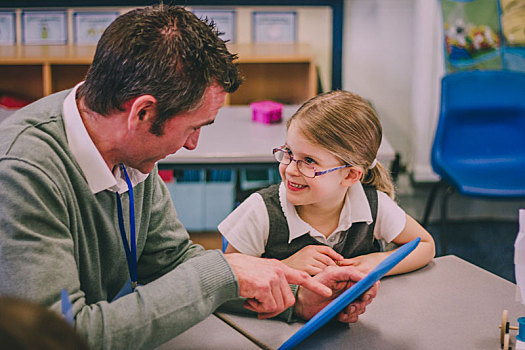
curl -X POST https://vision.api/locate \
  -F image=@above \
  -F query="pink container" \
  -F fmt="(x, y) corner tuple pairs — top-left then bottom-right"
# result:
(250, 100), (283, 124)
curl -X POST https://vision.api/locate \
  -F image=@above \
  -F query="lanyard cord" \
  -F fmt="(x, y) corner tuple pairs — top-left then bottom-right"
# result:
(115, 164), (138, 290)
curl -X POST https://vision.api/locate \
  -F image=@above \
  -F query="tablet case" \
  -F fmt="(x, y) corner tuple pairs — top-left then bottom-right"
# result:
(278, 237), (421, 350)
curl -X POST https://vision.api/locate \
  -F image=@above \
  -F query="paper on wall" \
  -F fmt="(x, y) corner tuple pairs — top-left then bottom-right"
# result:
(515, 209), (525, 303)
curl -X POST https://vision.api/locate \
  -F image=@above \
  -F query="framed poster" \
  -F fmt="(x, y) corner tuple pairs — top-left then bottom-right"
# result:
(253, 11), (296, 43)
(192, 9), (235, 43)
(74, 11), (119, 44)
(22, 11), (67, 45)
(0, 11), (16, 45)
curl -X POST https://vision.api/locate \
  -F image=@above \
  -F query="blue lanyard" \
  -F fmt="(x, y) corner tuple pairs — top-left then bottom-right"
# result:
(115, 164), (138, 290)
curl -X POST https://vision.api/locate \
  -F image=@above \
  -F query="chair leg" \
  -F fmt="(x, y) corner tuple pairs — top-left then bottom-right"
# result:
(422, 180), (444, 228)
(439, 185), (453, 256)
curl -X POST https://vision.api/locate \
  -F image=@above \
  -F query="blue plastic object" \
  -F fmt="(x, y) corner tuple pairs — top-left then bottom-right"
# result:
(222, 236), (229, 253)
(278, 237), (421, 350)
(431, 70), (525, 198)
(61, 288), (74, 325)
(518, 317), (525, 342)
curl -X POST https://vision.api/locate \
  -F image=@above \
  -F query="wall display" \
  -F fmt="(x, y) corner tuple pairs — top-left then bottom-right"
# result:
(22, 11), (67, 44)
(74, 11), (119, 44)
(192, 9), (235, 43)
(252, 11), (296, 43)
(0, 11), (15, 45)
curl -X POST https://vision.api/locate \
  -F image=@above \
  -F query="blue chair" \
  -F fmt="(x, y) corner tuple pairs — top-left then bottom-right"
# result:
(422, 70), (525, 255)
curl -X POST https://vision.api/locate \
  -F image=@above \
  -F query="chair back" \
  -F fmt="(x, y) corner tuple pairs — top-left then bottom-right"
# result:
(431, 70), (525, 197)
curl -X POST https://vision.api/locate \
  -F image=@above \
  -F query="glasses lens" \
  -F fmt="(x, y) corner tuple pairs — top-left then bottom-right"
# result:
(297, 161), (316, 178)
(274, 148), (290, 164)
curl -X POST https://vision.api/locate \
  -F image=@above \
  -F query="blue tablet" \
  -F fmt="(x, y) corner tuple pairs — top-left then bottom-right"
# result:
(278, 237), (421, 350)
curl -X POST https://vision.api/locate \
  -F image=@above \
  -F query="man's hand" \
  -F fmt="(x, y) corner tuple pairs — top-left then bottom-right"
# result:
(282, 245), (344, 276)
(294, 266), (379, 323)
(224, 253), (332, 319)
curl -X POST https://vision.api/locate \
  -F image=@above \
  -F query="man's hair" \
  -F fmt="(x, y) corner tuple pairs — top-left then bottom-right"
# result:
(77, 5), (242, 135)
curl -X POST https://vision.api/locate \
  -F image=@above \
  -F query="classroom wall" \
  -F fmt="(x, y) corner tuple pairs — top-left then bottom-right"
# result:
(343, 0), (444, 182)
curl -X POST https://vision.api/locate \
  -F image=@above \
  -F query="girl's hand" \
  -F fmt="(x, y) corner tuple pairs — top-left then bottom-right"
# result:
(294, 265), (379, 322)
(337, 252), (388, 274)
(282, 245), (344, 276)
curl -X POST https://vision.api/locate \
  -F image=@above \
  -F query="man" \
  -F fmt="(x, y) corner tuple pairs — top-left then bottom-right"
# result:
(0, 5), (377, 349)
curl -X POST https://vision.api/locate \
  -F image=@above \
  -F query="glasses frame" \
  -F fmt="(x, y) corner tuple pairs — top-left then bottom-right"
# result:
(272, 147), (351, 178)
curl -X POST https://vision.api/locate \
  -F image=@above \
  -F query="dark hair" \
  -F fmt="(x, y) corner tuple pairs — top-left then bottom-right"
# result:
(0, 296), (89, 350)
(77, 5), (242, 135)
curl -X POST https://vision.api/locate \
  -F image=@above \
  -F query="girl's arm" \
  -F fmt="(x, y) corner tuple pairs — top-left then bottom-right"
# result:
(383, 214), (435, 275)
(339, 214), (435, 275)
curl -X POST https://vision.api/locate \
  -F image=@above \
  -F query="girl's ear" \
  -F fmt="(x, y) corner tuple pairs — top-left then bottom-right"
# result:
(341, 167), (363, 187)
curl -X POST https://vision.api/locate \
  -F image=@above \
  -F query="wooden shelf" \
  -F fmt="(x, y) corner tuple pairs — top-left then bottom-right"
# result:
(0, 43), (316, 105)
(228, 43), (316, 105)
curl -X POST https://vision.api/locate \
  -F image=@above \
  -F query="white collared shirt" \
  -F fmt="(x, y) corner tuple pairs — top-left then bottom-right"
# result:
(63, 83), (149, 194)
(218, 181), (406, 257)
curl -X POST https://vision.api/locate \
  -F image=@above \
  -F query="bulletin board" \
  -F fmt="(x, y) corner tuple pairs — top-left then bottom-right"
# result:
(441, 0), (525, 73)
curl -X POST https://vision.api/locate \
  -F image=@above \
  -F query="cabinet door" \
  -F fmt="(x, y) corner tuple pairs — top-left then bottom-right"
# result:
(51, 64), (90, 93)
(0, 65), (44, 101)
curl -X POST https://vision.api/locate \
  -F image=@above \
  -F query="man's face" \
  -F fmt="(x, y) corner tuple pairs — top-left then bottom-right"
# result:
(125, 84), (226, 173)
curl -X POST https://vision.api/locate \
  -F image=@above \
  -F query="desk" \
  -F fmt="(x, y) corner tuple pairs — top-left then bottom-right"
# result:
(159, 106), (396, 168)
(219, 256), (525, 349)
(157, 314), (259, 350)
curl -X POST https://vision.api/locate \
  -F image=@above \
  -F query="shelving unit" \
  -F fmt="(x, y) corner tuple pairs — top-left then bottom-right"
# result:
(227, 43), (317, 105)
(0, 43), (317, 105)
(0, 45), (92, 99)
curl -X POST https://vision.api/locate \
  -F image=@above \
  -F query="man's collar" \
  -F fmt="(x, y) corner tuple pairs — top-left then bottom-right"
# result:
(63, 82), (149, 194)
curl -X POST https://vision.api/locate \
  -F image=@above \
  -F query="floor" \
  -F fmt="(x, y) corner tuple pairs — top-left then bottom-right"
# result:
(189, 173), (525, 283)
(396, 174), (524, 283)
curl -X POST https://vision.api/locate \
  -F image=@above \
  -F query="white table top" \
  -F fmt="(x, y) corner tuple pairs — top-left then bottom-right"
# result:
(159, 105), (395, 166)
(219, 256), (525, 350)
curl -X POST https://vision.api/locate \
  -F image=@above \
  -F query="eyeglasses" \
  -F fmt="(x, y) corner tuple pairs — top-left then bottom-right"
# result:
(272, 147), (351, 178)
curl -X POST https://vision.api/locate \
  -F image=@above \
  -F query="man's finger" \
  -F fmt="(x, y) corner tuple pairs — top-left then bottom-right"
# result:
(269, 278), (285, 314)
(306, 265), (323, 276)
(283, 267), (332, 296)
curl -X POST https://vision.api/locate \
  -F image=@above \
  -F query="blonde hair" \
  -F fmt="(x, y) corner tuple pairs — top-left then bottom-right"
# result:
(287, 90), (395, 199)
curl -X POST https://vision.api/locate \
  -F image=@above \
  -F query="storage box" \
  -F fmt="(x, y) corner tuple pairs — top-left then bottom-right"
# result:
(250, 100), (283, 124)
(166, 170), (206, 231)
(165, 169), (236, 231)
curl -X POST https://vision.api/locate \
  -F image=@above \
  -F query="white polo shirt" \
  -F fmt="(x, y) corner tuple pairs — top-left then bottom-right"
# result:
(218, 181), (406, 257)
(62, 83), (149, 194)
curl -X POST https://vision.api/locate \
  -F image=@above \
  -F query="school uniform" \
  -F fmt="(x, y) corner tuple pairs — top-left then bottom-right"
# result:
(219, 181), (406, 259)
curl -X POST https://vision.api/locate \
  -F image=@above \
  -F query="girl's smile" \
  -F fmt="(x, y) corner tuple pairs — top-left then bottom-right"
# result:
(287, 180), (308, 191)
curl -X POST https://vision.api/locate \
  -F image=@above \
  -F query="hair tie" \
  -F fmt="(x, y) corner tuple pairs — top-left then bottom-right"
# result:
(368, 159), (378, 170)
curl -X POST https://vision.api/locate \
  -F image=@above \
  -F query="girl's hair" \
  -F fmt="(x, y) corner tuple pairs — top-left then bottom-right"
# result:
(287, 90), (395, 199)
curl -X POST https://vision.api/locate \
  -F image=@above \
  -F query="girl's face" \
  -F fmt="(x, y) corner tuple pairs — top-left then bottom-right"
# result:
(279, 121), (354, 210)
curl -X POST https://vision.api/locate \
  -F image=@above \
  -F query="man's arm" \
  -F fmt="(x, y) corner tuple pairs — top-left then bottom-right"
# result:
(0, 161), (239, 350)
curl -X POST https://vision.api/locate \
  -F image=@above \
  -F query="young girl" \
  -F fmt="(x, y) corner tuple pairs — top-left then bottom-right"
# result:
(219, 90), (435, 276)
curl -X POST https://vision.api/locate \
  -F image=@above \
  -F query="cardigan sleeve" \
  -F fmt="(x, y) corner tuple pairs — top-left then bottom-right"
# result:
(0, 159), (239, 350)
